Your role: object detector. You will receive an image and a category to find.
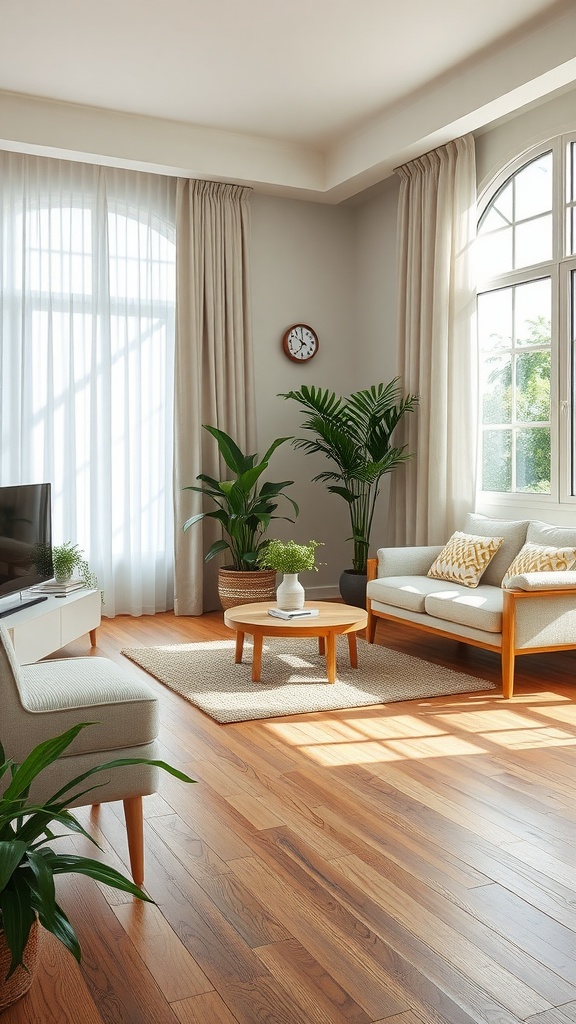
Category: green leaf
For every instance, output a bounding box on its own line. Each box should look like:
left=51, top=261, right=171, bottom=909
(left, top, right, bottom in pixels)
left=0, top=874, right=37, bottom=977
left=2, top=724, right=92, bottom=801
left=0, top=841, right=27, bottom=892
left=41, top=852, right=153, bottom=901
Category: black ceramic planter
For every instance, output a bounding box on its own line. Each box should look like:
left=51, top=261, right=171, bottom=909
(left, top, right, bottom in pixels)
left=338, top=569, right=367, bottom=609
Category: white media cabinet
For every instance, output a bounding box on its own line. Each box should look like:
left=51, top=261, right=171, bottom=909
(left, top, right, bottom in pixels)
left=2, top=588, right=101, bottom=664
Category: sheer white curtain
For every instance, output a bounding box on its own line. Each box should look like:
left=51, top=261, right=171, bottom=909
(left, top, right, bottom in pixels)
left=389, top=134, right=477, bottom=545
left=173, top=180, right=256, bottom=615
left=0, top=152, right=177, bottom=615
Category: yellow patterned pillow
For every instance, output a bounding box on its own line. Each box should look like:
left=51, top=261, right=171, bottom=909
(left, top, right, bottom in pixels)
left=502, top=542, right=576, bottom=588
left=427, top=531, right=504, bottom=589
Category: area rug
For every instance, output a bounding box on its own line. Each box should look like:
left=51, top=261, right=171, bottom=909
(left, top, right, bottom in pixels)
left=121, top=637, right=495, bottom=724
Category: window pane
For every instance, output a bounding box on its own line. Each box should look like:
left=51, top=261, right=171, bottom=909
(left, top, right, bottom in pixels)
left=481, top=353, right=512, bottom=424
left=514, top=153, right=552, bottom=220
left=478, top=289, right=512, bottom=350
left=515, top=428, right=551, bottom=492
left=514, top=214, right=552, bottom=268
left=482, top=429, right=511, bottom=491
left=515, top=351, right=551, bottom=421
left=479, top=181, right=513, bottom=232
left=569, top=206, right=576, bottom=257
left=477, top=227, right=513, bottom=279
left=514, top=278, right=551, bottom=347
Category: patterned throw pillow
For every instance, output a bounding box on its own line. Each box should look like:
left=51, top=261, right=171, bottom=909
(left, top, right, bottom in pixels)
left=502, top=541, right=576, bottom=588
left=427, top=532, right=504, bottom=589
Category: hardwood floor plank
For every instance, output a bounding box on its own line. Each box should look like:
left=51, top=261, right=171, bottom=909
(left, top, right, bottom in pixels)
left=112, top=902, right=214, bottom=1001
left=229, top=853, right=410, bottom=1020
left=170, top=991, right=240, bottom=1024
left=254, top=937, right=372, bottom=1024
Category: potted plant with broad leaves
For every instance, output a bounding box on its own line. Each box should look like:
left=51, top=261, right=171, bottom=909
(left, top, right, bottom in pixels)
left=257, top=539, right=323, bottom=611
left=280, top=380, right=419, bottom=607
left=0, top=724, right=194, bottom=1011
left=183, top=425, right=299, bottom=609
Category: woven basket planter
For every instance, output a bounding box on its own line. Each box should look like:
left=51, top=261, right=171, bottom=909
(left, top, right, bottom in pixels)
left=0, top=919, right=39, bottom=1011
left=218, top=568, right=277, bottom=610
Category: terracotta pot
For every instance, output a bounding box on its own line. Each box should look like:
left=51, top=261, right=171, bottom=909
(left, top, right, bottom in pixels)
left=0, top=919, right=39, bottom=1011
left=218, top=567, right=277, bottom=610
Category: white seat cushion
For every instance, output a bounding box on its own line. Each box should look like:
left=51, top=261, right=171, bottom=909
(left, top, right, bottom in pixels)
left=424, top=584, right=503, bottom=633
left=367, top=575, right=472, bottom=614
left=19, top=657, right=158, bottom=755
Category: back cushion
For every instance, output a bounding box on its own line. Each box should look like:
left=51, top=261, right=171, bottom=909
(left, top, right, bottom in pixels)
left=464, top=513, right=529, bottom=586
left=527, top=520, right=576, bottom=549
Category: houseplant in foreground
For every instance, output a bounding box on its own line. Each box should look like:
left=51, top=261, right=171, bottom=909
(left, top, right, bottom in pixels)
left=257, top=538, right=323, bottom=610
left=183, top=425, right=300, bottom=608
left=0, top=724, right=194, bottom=1009
left=280, top=380, right=419, bottom=606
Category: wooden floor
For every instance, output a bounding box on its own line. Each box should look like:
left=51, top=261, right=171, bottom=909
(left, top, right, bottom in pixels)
left=5, top=611, right=576, bottom=1024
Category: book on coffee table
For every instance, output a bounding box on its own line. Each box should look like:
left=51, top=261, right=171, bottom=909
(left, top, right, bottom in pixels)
left=268, top=607, right=319, bottom=620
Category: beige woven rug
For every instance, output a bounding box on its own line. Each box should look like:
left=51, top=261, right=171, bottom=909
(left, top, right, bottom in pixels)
left=121, top=637, right=495, bottom=724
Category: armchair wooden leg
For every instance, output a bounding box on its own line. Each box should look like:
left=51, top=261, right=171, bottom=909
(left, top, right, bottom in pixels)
left=367, top=608, right=377, bottom=643
left=123, top=796, right=144, bottom=887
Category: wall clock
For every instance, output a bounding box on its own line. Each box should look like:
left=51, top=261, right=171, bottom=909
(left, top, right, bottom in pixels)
left=282, top=324, right=319, bottom=363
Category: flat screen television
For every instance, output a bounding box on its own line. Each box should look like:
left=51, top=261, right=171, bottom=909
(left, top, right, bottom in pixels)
left=0, top=482, right=53, bottom=617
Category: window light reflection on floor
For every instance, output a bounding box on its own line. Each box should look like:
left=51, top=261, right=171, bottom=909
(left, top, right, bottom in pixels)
left=263, top=693, right=576, bottom=766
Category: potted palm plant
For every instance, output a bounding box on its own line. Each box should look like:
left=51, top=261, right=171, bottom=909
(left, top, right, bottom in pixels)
left=0, top=724, right=194, bottom=1010
left=280, top=380, right=419, bottom=607
left=183, top=425, right=300, bottom=609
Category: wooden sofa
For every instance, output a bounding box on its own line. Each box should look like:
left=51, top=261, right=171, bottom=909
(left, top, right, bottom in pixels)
left=366, top=513, right=576, bottom=698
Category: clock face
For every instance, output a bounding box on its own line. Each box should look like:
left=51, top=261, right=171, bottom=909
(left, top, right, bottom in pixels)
left=282, top=324, right=319, bottom=362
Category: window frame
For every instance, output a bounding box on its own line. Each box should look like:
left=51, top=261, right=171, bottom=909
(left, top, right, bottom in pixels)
left=476, top=134, right=576, bottom=510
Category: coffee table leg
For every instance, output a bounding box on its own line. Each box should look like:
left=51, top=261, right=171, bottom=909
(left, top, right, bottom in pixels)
left=252, top=633, right=263, bottom=682
left=348, top=631, right=358, bottom=668
left=235, top=631, right=245, bottom=664
left=318, top=636, right=325, bottom=655
left=325, top=632, right=336, bottom=683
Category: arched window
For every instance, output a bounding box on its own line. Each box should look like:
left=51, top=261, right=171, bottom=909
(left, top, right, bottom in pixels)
left=477, top=136, right=576, bottom=504
left=0, top=154, right=177, bottom=615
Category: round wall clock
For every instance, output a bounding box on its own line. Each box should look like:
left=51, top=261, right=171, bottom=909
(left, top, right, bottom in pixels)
left=282, top=324, right=319, bottom=363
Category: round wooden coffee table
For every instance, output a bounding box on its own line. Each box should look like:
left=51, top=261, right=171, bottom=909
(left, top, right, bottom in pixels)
left=223, top=601, right=368, bottom=683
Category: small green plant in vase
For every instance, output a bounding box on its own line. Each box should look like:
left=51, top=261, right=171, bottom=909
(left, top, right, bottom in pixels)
left=257, top=539, right=323, bottom=610
left=51, top=542, right=98, bottom=589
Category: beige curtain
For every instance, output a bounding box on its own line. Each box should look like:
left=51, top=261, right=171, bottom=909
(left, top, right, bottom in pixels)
left=389, top=134, right=477, bottom=546
left=173, top=180, right=256, bottom=614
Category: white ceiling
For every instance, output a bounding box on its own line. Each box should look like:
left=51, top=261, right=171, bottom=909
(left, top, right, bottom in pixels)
left=1, top=0, right=576, bottom=201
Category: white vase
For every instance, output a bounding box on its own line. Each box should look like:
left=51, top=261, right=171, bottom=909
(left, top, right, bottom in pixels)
left=276, top=573, right=305, bottom=611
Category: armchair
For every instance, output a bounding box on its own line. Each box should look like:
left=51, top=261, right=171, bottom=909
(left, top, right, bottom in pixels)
left=0, top=626, right=159, bottom=885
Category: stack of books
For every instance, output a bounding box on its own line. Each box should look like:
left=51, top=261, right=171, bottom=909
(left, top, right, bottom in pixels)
left=31, top=578, right=86, bottom=595
left=268, top=607, right=319, bottom=620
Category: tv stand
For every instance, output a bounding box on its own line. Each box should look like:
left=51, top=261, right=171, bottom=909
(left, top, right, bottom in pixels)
left=0, top=595, right=48, bottom=619
left=3, top=589, right=101, bottom=664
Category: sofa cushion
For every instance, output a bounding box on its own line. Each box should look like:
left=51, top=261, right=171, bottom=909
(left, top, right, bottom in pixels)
left=464, top=513, right=529, bottom=586
left=427, top=532, right=503, bottom=588
left=502, top=541, right=576, bottom=588
left=366, top=575, right=467, bottom=614
left=527, top=521, right=576, bottom=549
left=424, top=584, right=503, bottom=633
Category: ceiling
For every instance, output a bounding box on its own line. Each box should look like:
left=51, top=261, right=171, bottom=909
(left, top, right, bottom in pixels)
left=1, top=0, right=576, bottom=202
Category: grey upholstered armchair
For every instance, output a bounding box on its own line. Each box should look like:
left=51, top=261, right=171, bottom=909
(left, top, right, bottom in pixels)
left=0, top=626, right=159, bottom=885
